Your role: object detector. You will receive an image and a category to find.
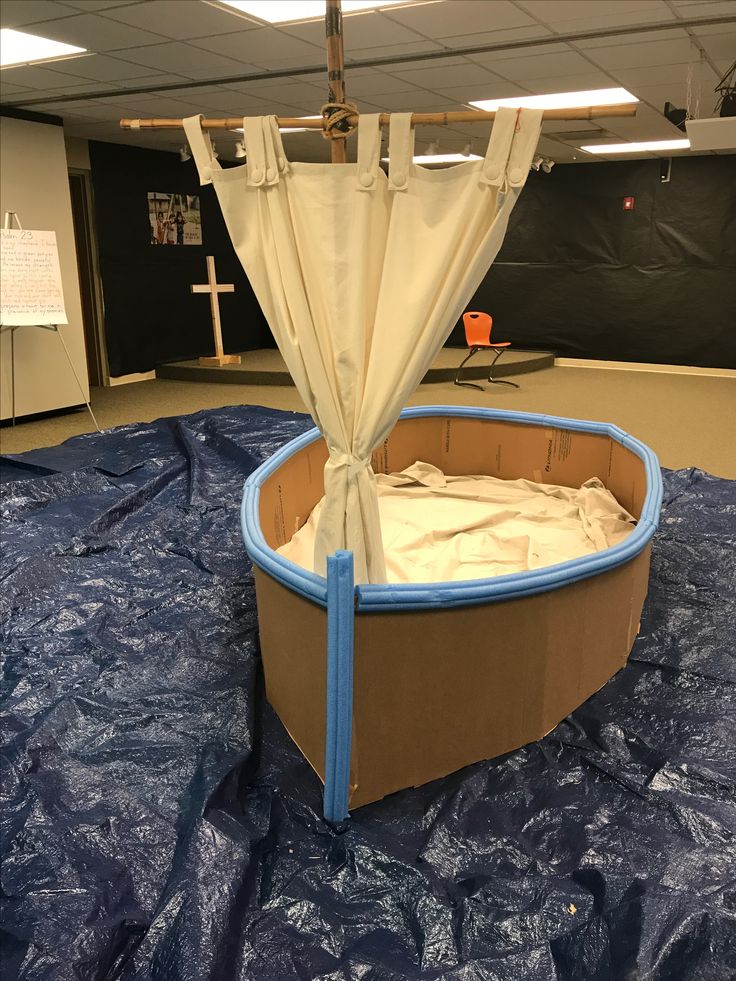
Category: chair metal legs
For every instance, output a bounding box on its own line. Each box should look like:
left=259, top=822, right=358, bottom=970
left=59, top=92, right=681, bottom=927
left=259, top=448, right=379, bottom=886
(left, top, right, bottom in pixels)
left=454, top=347, right=519, bottom=390
left=454, top=346, right=484, bottom=390
left=488, top=349, right=519, bottom=389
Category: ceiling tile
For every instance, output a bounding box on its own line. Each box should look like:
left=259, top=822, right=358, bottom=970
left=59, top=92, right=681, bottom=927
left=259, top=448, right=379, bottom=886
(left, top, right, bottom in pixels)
left=440, top=80, right=529, bottom=102
left=521, top=71, right=619, bottom=93
left=158, top=85, right=270, bottom=111
left=45, top=100, right=126, bottom=118
left=385, top=1, right=537, bottom=37
left=16, top=12, right=169, bottom=52
left=343, top=70, right=424, bottom=97
left=490, top=48, right=596, bottom=80
left=346, top=39, right=444, bottom=62
left=191, top=28, right=324, bottom=68
left=573, top=27, right=689, bottom=49
left=0, top=81, right=33, bottom=96
left=609, top=62, right=694, bottom=87
left=113, top=42, right=259, bottom=78
left=2, top=90, right=56, bottom=103
left=389, top=60, right=501, bottom=89
left=697, top=30, right=736, bottom=59
left=47, top=79, right=119, bottom=94
left=47, top=52, right=165, bottom=81
left=673, top=1, right=736, bottom=15
left=584, top=36, right=696, bottom=69
left=599, top=104, right=688, bottom=138
left=517, top=0, right=676, bottom=32
left=0, top=1, right=79, bottom=28
left=103, top=0, right=261, bottom=39
left=450, top=25, right=554, bottom=50
left=474, top=41, right=572, bottom=61
left=365, top=88, right=455, bottom=110
left=690, top=17, right=736, bottom=33
left=0, top=63, right=92, bottom=87
left=280, top=10, right=427, bottom=48
left=365, top=55, right=468, bottom=71
left=631, top=79, right=718, bottom=110
left=96, top=85, right=189, bottom=104
left=228, top=80, right=322, bottom=104
left=114, top=72, right=189, bottom=88
left=63, top=1, right=149, bottom=9
left=107, top=95, right=197, bottom=116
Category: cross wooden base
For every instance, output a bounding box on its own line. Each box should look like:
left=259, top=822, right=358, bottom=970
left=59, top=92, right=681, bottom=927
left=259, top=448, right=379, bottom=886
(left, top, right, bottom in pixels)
left=198, top=354, right=241, bottom=366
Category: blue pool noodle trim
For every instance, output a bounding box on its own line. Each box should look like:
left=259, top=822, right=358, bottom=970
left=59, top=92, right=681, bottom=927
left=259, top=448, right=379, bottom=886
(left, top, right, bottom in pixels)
left=240, top=406, right=663, bottom=612
left=323, top=550, right=355, bottom=823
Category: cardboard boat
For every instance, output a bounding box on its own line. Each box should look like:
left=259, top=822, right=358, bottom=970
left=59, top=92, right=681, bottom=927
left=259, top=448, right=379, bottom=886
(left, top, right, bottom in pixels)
left=241, top=406, right=662, bottom=818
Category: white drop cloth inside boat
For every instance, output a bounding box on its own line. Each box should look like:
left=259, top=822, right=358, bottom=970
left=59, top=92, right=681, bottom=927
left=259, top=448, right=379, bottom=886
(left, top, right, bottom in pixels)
left=277, top=462, right=636, bottom=583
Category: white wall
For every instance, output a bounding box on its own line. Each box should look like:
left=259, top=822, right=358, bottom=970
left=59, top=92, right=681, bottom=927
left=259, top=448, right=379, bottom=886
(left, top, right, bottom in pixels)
left=0, top=116, right=89, bottom=420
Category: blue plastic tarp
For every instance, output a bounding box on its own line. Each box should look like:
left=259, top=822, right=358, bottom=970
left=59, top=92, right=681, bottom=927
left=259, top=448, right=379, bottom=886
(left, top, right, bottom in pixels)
left=1, top=405, right=734, bottom=980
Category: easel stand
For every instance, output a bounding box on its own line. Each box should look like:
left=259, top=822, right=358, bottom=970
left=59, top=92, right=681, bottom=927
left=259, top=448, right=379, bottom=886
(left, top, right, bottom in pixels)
left=2, top=211, right=100, bottom=431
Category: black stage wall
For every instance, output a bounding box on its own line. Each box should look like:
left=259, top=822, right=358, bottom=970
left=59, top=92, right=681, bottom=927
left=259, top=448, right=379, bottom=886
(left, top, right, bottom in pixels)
left=453, top=154, right=736, bottom=368
left=92, top=142, right=735, bottom=376
left=89, top=141, right=271, bottom=377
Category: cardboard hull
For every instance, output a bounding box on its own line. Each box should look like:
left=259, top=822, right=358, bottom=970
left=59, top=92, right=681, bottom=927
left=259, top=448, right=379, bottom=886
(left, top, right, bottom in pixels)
left=243, top=408, right=662, bottom=810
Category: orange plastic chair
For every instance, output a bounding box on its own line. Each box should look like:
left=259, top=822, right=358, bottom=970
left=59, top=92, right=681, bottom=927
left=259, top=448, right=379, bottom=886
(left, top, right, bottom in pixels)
left=454, top=311, right=519, bottom=390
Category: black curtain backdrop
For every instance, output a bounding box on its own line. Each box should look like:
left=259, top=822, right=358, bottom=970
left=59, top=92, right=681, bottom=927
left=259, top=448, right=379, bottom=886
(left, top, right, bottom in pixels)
left=450, top=154, right=736, bottom=368
left=89, top=141, right=271, bottom=377
left=92, top=142, right=735, bottom=376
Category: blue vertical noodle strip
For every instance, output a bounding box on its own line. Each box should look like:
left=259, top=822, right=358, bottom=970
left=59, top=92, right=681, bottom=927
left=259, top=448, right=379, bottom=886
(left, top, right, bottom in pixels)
left=323, top=550, right=355, bottom=822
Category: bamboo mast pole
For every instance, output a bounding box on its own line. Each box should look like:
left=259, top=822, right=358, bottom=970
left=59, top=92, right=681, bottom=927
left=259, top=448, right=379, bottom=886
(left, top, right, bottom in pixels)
left=324, top=0, right=349, bottom=163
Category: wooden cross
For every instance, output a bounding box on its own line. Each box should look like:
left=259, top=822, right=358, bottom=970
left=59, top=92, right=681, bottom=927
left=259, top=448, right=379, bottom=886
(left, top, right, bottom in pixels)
left=191, top=254, right=241, bottom=366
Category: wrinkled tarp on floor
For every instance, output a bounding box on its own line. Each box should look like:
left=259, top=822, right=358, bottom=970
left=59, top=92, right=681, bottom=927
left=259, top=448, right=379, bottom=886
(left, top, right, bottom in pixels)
left=1, top=405, right=735, bottom=981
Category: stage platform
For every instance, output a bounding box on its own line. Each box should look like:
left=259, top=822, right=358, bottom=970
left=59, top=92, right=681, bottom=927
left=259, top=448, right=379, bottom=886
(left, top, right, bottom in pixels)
left=156, top=347, right=555, bottom=386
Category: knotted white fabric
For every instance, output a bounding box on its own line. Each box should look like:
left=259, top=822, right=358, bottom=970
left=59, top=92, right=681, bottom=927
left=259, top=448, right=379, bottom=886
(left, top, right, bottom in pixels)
left=182, top=108, right=543, bottom=583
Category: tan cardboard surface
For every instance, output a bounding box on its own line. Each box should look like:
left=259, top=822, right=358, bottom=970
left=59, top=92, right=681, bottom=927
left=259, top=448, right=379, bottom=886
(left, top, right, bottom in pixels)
left=255, top=414, right=652, bottom=809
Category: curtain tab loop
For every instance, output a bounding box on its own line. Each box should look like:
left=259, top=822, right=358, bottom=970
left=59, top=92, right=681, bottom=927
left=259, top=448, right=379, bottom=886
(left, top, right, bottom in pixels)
left=505, top=108, right=544, bottom=189
left=388, top=113, right=414, bottom=192
left=262, top=116, right=284, bottom=185
left=481, top=107, right=516, bottom=188
left=356, top=114, right=381, bottom=192
left=182, top=114, right=220, bottom=186
left=243, top=117, right=267, bottom=186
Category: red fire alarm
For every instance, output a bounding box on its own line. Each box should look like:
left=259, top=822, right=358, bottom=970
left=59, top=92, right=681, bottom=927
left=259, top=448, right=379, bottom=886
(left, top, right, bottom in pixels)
left=623, top=196, right=635, bottom=211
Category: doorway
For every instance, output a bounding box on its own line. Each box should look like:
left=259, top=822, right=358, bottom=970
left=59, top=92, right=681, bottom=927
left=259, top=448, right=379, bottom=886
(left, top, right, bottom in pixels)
left=68, top=170, right=108, bottom=386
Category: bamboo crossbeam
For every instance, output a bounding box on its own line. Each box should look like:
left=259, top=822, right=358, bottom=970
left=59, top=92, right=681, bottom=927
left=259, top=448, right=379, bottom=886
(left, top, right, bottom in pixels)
left=120, top=103, right=637, bottom=132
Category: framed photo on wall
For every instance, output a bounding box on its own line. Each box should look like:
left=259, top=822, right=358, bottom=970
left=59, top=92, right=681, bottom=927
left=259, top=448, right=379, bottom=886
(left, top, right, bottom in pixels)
left=148, top=192, right=202, bottom=245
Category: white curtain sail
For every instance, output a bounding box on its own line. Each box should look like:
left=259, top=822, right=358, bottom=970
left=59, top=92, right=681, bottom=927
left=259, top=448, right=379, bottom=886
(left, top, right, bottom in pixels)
left=183, top=108, right=543, bottom=584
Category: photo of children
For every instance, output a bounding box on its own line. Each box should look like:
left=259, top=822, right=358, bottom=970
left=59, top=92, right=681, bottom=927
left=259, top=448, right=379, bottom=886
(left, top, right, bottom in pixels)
left=148, top=192, right=202, bottom=245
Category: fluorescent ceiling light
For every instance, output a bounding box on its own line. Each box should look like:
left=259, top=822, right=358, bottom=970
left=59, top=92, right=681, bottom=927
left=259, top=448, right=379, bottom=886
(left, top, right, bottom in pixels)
left=381, top=152, right=483, bottom=164
left=469, top=87, right=638, bottom=112
left=216, top=0, right=415, bottom=24
left=0, top=28, right=86, bottom=68
left=580, top=139, right=690, bottom=154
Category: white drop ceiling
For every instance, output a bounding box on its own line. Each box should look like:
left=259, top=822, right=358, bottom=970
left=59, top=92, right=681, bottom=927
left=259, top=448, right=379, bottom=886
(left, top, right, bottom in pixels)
left=0, top=0, right=734, bottom=162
